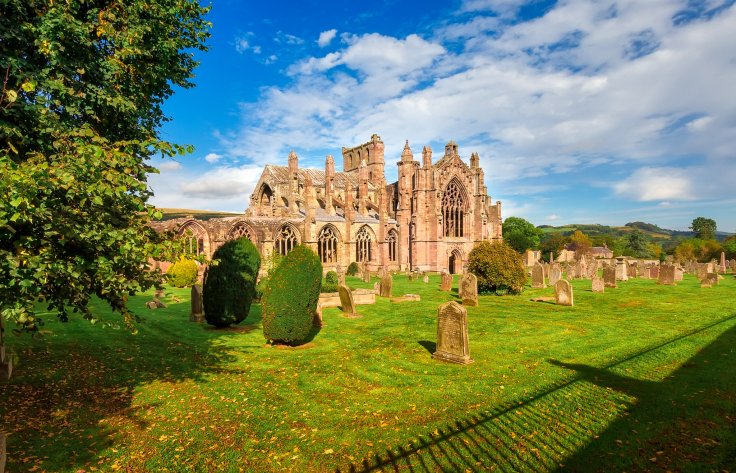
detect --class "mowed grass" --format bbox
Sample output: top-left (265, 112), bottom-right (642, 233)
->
top-left (1, 273), bottom-right (735, 472)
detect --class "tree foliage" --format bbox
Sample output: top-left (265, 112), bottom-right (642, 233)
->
top-left (166, 257), bottom-right (198, 288)
top-left (690, 217), bottom-right (717, 240)
top-left (539, 233), bottom-right (568, 262)
top-left (674, 238), bottom-right (721, 263)
top-left (0, 1), bottom-right (210, 329)
top-left (467, 241), bottom-right (526, 295)
top-left (567, 230), bottom-right (592, 259)
top-left (203, 238), bottom-right (260, 328)
top-left (502, 217), bottom-right (543, 253)
top-left (723, 236), bottom-right (736, 260)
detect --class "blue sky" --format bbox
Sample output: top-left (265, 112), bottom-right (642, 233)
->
top-left (149, 0), bottom-right (736, 232)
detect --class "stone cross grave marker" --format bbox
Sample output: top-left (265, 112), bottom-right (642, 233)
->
top-left (190, 284), bottom-right (204, 322)
top-left (380, 273), bottom-right (393, 298)
top-left (603, 266), bottom-right (617, 288)
top-left (591, 276), bottom-right (604, 293)
top-left (440, 272), bottom-right (453, 291)
top-left (555, 279), bottom-right (574, 306)
top-left (459, 273), bottom-right (478, 307)
top-left (433, 301), bottom-right (473, 365)
top-left (531, 263), bottom-right (546, 288)
top-left (338, 285), bottom-right (357, 316)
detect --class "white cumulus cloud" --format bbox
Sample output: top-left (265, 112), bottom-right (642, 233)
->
top-left (317, 29), bottom-right (337, 47)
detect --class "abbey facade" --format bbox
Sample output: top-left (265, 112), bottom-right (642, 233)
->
top-left (152, 134), bottom-right (503, 274)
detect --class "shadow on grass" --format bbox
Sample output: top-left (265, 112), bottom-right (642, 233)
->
top-left (0, 300), bottom-right (247, 472)
top-left (337, 313), bottom-right (736, 472)
top-left (418, 340), bottom-right (436, 355)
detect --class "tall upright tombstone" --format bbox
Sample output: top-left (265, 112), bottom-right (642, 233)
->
top-left (603, 266), bottom-right (617, 288)
top-left (591, 276), bottom-right (604, 293)
top-left (190, 284), bottom-right (205, 323)
top-left (720, 252), bottom-right (727, 273)
top-left (459, 273), bottom-right (478, 307)
top-left (555, 279), bottom-right (574, 306)
top-left (440, 272), bottom-right (453, 291)
top-left (531, 263), bottom-right (546, 288)
top-left (362, 264), bottom-right (371, 283)
top-left (433, 301), bottom-right (473, 365)
top-left (379, 273), bottom-right (393, 298)
top-left (658, 264), bottom-right (675, 285)
top-left (338, 285), bottom-right (357, 316)
top-left (548, 264), bottom-right (562, 286)
top-left (615, 257), bottom-right (628, 281)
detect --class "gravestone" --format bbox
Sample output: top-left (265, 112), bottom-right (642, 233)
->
top-left (658, 264), bottom-right (675, 285)
top-left (548, 265), bottom-right (562, 286)
top-left (615, 257), bottom-right (628, 281)
top-left (603, 266), bottom-right (617, 288)
top-left (674, 266), bottom-right (684, 281)
top-left (591, 276), bottom-right (604, 293)
top-left (650, 265), bottom-right (659, 279)
top-left (705, 272), bottom-right (719, 286)
top-left (640, 266), bottom-right (651, 279)
top-left (555, 279), bottom-right (574, 306)
top-left (720, 252), bottom-right (727, 273)
top-left (459, 273), bottom-right (478, 307)
top-left (379, 273), bottom-right (393, 298)
top-left (441, 272), bottom-right (453, 291)
top-left (146, 301), bottom-right (158, 310)
top-left (627, 263), bottom-right (638, 279)
top-left (433, 301), bottom-right (473, 365)
top-left (362, 265), bottom-right (371, 283)
top-left (423, 273), bottom-right (429, 283)
top-left (696, 263), bottom-right (708, 280)
top-left (338, 285), bottom-right (357, 316)
top-left (190, 284), bottom-right (204, 322)
top-left (155, 288), bottom-right (165, 299)
top-left (531, 263), bottom-right (546, 288)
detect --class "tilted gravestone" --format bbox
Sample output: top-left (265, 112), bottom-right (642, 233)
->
top-left (459, 273), bottom-right (478, 307)
top-left (338, 285), bottom-right (357, 316)
top-left (603, 266), bottom-right (617, 288)
top-left (591, 276), bottom-right (604, 293)
top-left (190, 284), bottom-right (205, 322)
top-left (555, 279), bottom-right (574, 306)
top-left (548, 265), bottom-right (562, 286)
top-left (531, 263), bottom-right (546, 288)
top-left (433, 301), bottom-right (473, 365)
top-left (440, 272), bottom-right (453, 291)
top-left (658, 264), bottom-right (675, 286)
top-left (379, 273), bottom-right (393, 298)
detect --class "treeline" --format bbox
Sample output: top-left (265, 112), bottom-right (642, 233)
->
top-left (504, 217), bottom-right (735, 263)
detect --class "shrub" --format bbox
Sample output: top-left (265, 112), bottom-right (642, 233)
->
top-left (166, 257), bottom-right (199, 287)
top-left (321, 282), bottom-right (339, 293)
top-left (203, 237), bottom-right (261, 328)
top-left (325, 271), bottom-right (338, 284)
top-left (346, 262), bottom-right (360, 276)
top-left (467, 241), bottom-right (526, 295)
top-left (262, 245), bottom-right (322, 345)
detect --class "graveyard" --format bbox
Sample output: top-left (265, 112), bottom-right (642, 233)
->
top-left (1, 272), bottom-right (734, 472)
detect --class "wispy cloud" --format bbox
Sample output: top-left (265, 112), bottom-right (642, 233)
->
top-left (317, 29), bottom-right (337, 47)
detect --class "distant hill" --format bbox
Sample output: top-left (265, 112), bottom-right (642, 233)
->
top-left (537, 222), bottom-right (733, 243)
top-left (157, 208), bottom-right (242, 221)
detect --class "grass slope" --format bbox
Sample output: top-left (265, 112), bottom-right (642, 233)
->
top-left (157, 208), bottom-right (242, 221)
top-left (1, 274), bottom-right (735, 472)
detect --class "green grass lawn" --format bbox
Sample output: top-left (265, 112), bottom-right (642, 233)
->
top-left (1, 274), bottom-right (735, 472)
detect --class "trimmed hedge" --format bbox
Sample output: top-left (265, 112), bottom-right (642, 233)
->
top-left (467, 241), bottom-right (526, 295)
top-left (325, 271), bottom-right (338, 285)
top-left (262, 245), bottom-right (322, 345)
top-left (166, 257), bottom-right (199, 287)
top-left (346, 262), bottom-right (359, 276)
top-left (203, 237), bottom-right (261, 327)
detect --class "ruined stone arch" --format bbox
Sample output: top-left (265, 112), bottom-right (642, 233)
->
top-left (177, 220), bottom-right (211, 258)
top-left (227, 221), bottom-right (257, 246)
top-left (274, 222), bottom-right (300, 256)
top-left (317, 224), bottom-right (341, 264)
top-left (354, 225), bottom-right (375, 263)
top-left (442, 177), bottom-right (469, 238)
top-left (259, 183), bottom-right (273, 207)
top-left (448, 247), bottom-right (464, 274)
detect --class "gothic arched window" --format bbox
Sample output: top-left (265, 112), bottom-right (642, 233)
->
top-left (355, 226), bottom-right (373, 262)
top-left (178, 222), bottom-right (208, 257)
top-left (318, 226), bottom-right (339, 263)
top-left (387, 229), bottom-right (398, 262)
top-left (275, 224), bottom-right (299, 256)
top-left (228, 222), bottom-right (255, 242)
top-left (442, 178), bottom-right (467, 238)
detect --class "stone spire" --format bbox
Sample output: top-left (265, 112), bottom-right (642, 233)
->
top-left (325, 155), bottom-right (335, 215)
top-left (422, 145), bottom-right (432, 168)
top-left (470, 152), bottom-right (479, 168)
top-left (401, 140), bottom-right (414, 162)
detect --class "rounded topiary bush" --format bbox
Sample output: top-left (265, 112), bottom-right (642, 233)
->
top-left (203, 237), bottom-right (261, 328)
top-left (325, 271), bottom-right (338, 284)
top-left (166, 257), bottom-right (199, 287)
top-left (467, 241), bottom-right (526, 295)
top-left (346, 262), bottom-right (359, 276)
top-left (262, 245), bottom-right (322, 345)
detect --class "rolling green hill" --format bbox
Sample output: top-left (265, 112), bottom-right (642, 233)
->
top-left (156, 208), bottom-right (242, 221)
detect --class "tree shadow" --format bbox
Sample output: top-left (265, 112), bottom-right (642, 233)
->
top-left (0, 297), bottom-right (245, 472)
top-left (418, 340), bottom-right (436, 354)
top-left (336, 314), bottom-right (736, 472)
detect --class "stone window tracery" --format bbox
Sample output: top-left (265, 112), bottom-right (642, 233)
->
top-left (178, 223), bottom-right (208, 257)
top-left (387, 229), bottom-right (398, 262)
top-left (275, 225), bottom-right (298, 256)
top-left (442, 178), bottom-right (466, 238)
top-left (228, 223), bottom-right (254, 242)
top-left (355, 226), bottom-right (372, 262)
top-left (318, 226), bottom-right (339, 264)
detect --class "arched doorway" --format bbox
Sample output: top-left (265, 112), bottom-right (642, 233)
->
top-left (448, 249), bottom-right (462, 274)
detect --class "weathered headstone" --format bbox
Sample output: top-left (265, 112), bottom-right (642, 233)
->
top-left (146, 301), bottom-right (158, 310)
top-left (440, 272), bottom-right (453, 291)
top-left (696, 263), bottom-right (708, 280)
top-left (615, 257), bottom-right (628, 281)
top-left (531, 263), bottom-right (546, 288)
top-left (555, 279), bottom-right (574, 306)
top-left (650, 265), bottom-right (659, 279)
top-left (705, 272), bottom-right (719, 286)
top-left (379, 273), bottom-right (393, 298)
top-left (338, 285), bottom-right (357, 316)
top-left (640, 266), bottom-right (651, 279)
top-left (674, 266), bottom-right (684, 281)
top-left (362, 265), bottom-right (371, 283)
top-left (658, 264), bottom-right (675, 285)
top-left (459, 273), bottom-right (478, 307)
top-left (548, 265), bottom-right (562, 286)
top-left (433, 301), bottom-right (473, 365)
top-left (627, 263), bottom-right (638, 279)
top-left (190, 284), bottom-right (204, 322)
top-left (603, 266), bottom-right (617, 288)
top-left (423, 273), bottom-right (429, 284)
top-left (337, 269), bottom-right (346, 286)
top-left (720, 252), bottom-right (727, 273)
top-left (591, 276), bottom-right (604, 293)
